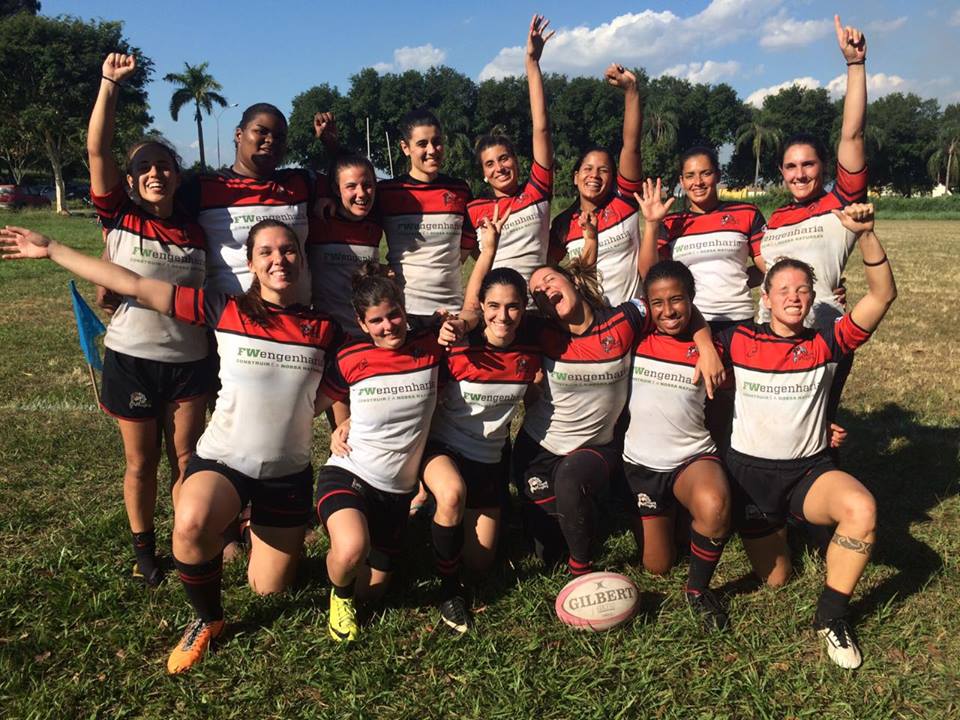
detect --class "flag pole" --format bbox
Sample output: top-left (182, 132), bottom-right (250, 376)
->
top-left (87, 364), bottom-right (100, 406)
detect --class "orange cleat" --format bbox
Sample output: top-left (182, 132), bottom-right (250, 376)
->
top-left (166, 618), bottom-right (224, 674)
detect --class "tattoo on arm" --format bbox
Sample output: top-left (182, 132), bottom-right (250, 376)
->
top-left (831, 533), bottom-right (873, 555)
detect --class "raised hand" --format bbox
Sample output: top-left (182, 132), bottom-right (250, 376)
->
top-left (577, 209), bottom-right (597, 241)
top-left (477, 202), bottom-right (512, 254)
top-left (604, 62), bottom-right (637, 92)
top-left (0, 225), bottom-right (53, 260)
top-left (437, 309), bottom-right (467, 347)
top-left (832, 202), bottom-right (875, 235)
top-left (527, 14), bottom-right (555, 62)
top-left (102, 52), bottom-right (136, 83)
top-left (635, 178), bottom-right (675, 223)
top-left (835, 15), bottom-right (866, 63)
top-left (314, 111), bottom-right (338, 144)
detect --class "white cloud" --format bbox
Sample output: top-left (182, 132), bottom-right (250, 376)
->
top-left (759, 14), bottom-right (832, 49)
top-left (660, 60), bottom-right (742, 84)
top-left (478, 0), bottom-right (779, 81)
top-left (865, 17), bottom-right (907, 34)
top-left (825, 72), bottom-right (909, 99)
top-left (370, 44), bottom-right (446, 74)
top-left (746, 76), bottom-right (821, 107)
top-left (188, 140), bottom-right (200, 149)
top-left (951, 9), bottom-right (960, 27)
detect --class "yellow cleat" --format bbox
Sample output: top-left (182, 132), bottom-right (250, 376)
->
top-left (328, 591), bottom-right (358, 642)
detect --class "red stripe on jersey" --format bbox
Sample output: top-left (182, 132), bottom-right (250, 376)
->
top-left (173, 286), bottom-right (206, 325)
top-left (550, 174), bottom-right (640, 248)
top-left (661, 202), bottom-right (765, 259)
top-left (445, 341), bottom-right (542, 385)
top-left (724, 318), bottom-right (869, 373)
top-left (194, 169), bottom-right (312, 209)
top-left (766, 163), bottom-right (868, 230)
top-left (538, 304), bottom-right (650, 363)
top-left (377, 174), bottom-right (472, 215)
top-left (466, 162), bottom-right (553, 227)
top-left (93, 185), bottom-right (205, 249)
top-left (307, 215), bottom-right (382, 247)
top-left (634, 333), bottom-right (723, 367)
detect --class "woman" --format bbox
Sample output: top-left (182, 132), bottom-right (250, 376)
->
top-left (718, 203), bottom-right (896, 669)
top-left (314, 263), bottom-right (454, 643)
top-left (89, 53), bottom-right (208, 587)
top-left (307, 153), bottom-right (382, 336)
top-left (514, 222), bottom-right (724, 576)
top-left (467, 14), bottom-right (553, 291)
top-left (378, 108), bottom-right (474, 323)
top-left (548, 62), bottom-right (643, 306)
top-left (1, 219), bottom-right (344, 674)
top-left (622, 260), bottom-right (731, 630)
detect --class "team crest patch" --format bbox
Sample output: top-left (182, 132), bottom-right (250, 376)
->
top-left (516, 357), bottom-right (528, 376)
top-left (791, 345), bottom-right (809, 363)
top-left (356, 358), bottom-right (369, 373)
top-left (300, 320), bottom-right (317, 337)
top-left (636, 493), bottom-right (657, 510)
top-left (442, 191), bottom-right (456, 206)
top-left (600, 335), bottom-right (619, 353)
top-left (129, 392), bottom-right (150, 409)
top-left (721, 214), bottom-right (734, 225)
top-left (527, 476), bottom-right (549, 494)
top-left (351, 479), bottom-right (363, 492)
top-left (686, 345), bottom-right (699, 359)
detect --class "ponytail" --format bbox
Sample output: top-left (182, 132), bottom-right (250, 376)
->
top-left (351, 261), bottom-right (404, 318)
top-left (564, 258), bottom-right (607, 310)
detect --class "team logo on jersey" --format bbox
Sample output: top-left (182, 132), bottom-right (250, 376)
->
top-left (527, 476), bottom-right (549, 494)
top-left (128, 392), bottom-right (150, 409)
top-left (516, 357), bottom-right (528, 376)
top-left (721, 214), bottom-right (734, 225)
top-left (600, 335), bottom-right (620, 353)
top-left (299, 320), bottom-right (318, 337)
top-left (636, 493), bottom-right (658, 510)
top-left (442, 191), bottom-right (456, 206)
top-left (351, 479), bottom-right (363, 492)
top-left (600, 206), bottom-right (613, 221)
top-left (412, 345), bottom-right (425, 358)
top-left (516, 192), bottom-right (527, 204)
top-left (791, 345), bottom-right (809, 364)
top-left (356, 358), bottom-right (369, 373)
top-left (686, 345), bottom-right (700, 359)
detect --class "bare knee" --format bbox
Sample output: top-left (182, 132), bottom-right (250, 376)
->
top-left (836, 491), bottom-right (876, 537)
top-left (173, 510), bottom-right (212, 549)
top-left (643, 558), bottom-right (673, 577)
top-left (432, 483), bottom-right (465, 519)
top-left (123, 454), bottom-right (160, 484)
top-left (328, 537), bottom-right (367, 572)
top-left (689, 491), bottom-right (730, 536)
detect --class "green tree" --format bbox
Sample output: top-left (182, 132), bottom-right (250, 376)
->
top-left (163, 62), bottom-right (227, 170)
top-left (0, 14), bottom-right (152, 211)
top-left (869, 93), bottom-right (939, 195)
top-left (0, 0), bottom-right (40, 16)
top-left (735, 115), bottom-right (782, 187)
top-left (927, 104), bottom-right (960, 193)
top-left (288, 83), bottom-right (352, 170)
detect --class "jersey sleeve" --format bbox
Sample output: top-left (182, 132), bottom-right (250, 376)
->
top-left (828, 314), bottom-right (872, 357)
top-left (171, 286), bottom-right (228, 327)
top-left (658, 216), bottom-right (677, 260)
top-left (529, 161), bottom-right (553, 199)
top-left (834, 162), bottom-right (868, 203)
top-left (616, 174), bottom-right (643, 207)
top-left (319, 351), bottom-right (350, 402)
top-left (748, 207), bottom-right (766, 259)
top-left (548, 209), bottom-right (573, 263)
top-left (175, 174), bottom-right (202, 220)
top-left (90, 183), bottom-right (130, 226)
top-left (460, 201), bottom-right (477, 252)
top-left (624, 298), bottom-right (654, 337)
top-left (713, 324), bottom-right (738, 367)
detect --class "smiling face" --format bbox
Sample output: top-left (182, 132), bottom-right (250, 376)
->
top-left (126, 143), bottom-right (179, 214)
top-left (235, 112), bottom-right (287, 176)
top-left (335, 164), bottom-right (375, 220)
top-left (529, 267), bottom-right (582, 322)
top-left (680, 153), bottom-right (719, 212)
top-left (646, 277), bottom-right (692, 336)
top-left (780, 143), bottom-right (824, 203)
top-left (480, 144), bottom-right (519, 196)
top-left (400, 124), bottom-right (444, 181)
top-left (358, 299), bottom-right (408, 349)
top-left (762, 266), bottom-right (815, 332)
top-left (482, 282), bottom-right (524, 346)
top-left (573, 150), bottom-right (614, 205)
top-left (247, 225), bottom-right (300, 302)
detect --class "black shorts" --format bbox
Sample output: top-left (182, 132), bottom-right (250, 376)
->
top-left (314, 467), bottom-right (416, 572)
top-left (422, 440), bottom-right (510, 509)
top-left (726, 448), bottom-right (836, 537)
top-left (512, 429), bottom-right (620, 510)
top-left (184, 455), bottom-right (313, 528)
top-left (100, 348), bottom-right (210, 421)
top-left (624, 454), bottom-right (722, 518)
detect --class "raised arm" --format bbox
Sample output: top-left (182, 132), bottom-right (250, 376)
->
top-left (454, 204), bottom-right (512, 340)
top-left (526, 14), bottom-right (554, 170)
top-left (88, 54), bottom-right (138, 195)
top-left (833, 204), bottom-right (896, 332)
top-left (605, 63), bottom-right (643, 181)
top-left (635, 178), bottom-right (675, 280)
top-left (1, 226), bottom-right (174, 315)
top-left (835, 15), bottom-right (867, 173)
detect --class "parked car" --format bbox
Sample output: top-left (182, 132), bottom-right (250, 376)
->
top-left (0, 184), bottom-right (52, 210)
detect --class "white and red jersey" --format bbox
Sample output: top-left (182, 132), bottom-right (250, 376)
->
top-left (624, 333), bottom-right (719, 470)
top-left (717, 317), bottom-right (871, 460)
top-left (320, 329), bottom-right (442, 494)
top-left (378, 174), bottom-right (475, 316)
top-left (430, 325), bottom-right (542, 464)
top-left (759, 163), bottom-right (868, 331)
top-left (549, 174), bottom-right (644, 306)
top-left (522, 301), bottom-right (652, 455)
top-left (660, 202), bottom-right (765, 322)
top-left (467, 162), bottom-right (552, 287)
top-left (178, 169), bottom-right (324, 299)
top-left (306, 214), bottom-right (382, 336)
top-left (93, 183), bottom-right (207, 363)
top-left (172, 287), bottom-right (342, 478)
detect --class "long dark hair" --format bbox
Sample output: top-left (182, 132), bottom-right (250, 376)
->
top-left (237, 219), bottom-right (300, 325)
top-left (351, 261), bottom-right (405, 319)
top-left (479, 267), bottom-right (528, 307)
top-left (643, 260), bottom-right (696, 300)
top-left (531, 259), bottom-right (607, 312)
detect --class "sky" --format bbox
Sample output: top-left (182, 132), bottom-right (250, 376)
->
top-left (44, 0), bottom-right (960, 167)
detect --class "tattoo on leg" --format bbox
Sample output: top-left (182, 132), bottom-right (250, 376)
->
top-left (831, 533), bottom-right (873, 555)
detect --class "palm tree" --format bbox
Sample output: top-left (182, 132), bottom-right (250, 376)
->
top-left (164, 62), bottom-right (228, 169)
top-left (643, 108), bottom-right (679, 149)
top-left (928, 127), bottom-right (960, 193)
top-left (736, 119), bottom-right (783, 188)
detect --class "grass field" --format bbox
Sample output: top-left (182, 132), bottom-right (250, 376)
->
top-left (1, 211), bottom-right (958, 719)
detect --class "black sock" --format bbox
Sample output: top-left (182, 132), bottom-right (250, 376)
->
top-left (332, 582), bottom-right (354, 599)
top-left (686, 530), bottom-right (729, 594)
top-left (431, 521), bottom-right (463, 596)
top-left (816, 584), bottom-right (851, 622)
top-left (174, 554), bottom-right (224, 623)
top-left (131, 529), bottom-right (161, 581)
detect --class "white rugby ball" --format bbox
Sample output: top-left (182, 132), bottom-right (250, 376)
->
top-left (555, 571), bottom-right (639, 631)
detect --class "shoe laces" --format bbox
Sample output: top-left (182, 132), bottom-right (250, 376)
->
top-left (822, 617), bottom-right (856, 648)
top-left (180, 618), bottom-right (207, 650)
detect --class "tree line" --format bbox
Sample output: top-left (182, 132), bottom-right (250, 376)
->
top-left (2, 8), bottom-right (958, 214)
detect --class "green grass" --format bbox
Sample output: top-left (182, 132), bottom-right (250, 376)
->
top-left (1, 212), bottom-right (959, 718)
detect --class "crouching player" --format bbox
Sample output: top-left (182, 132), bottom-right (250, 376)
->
top-left (719, 204), bottom-right (895, 669)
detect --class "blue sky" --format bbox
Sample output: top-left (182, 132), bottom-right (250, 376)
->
top-left (46, 0), bottom-right (960, 167)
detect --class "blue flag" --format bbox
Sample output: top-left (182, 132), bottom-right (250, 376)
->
top-left (69, 281), bottom-right (106, 371)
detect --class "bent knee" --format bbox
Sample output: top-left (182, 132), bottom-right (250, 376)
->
top-left (836, 491), bottom-right (877, 534)
top-left (690, 492), bottom-right (730, 531)
top-left (328, 540), bottom-right (368, 570)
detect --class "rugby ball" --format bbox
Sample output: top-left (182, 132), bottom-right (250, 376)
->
top-left (555, 571), bottom-right (639, 631)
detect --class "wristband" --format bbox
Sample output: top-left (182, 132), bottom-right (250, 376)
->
top-left (862, 254), bottom-right (887, 267)
top-left (101, 75), bottom-right (121, 85)
top-left (846, 60), bottom-right (865, 66)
